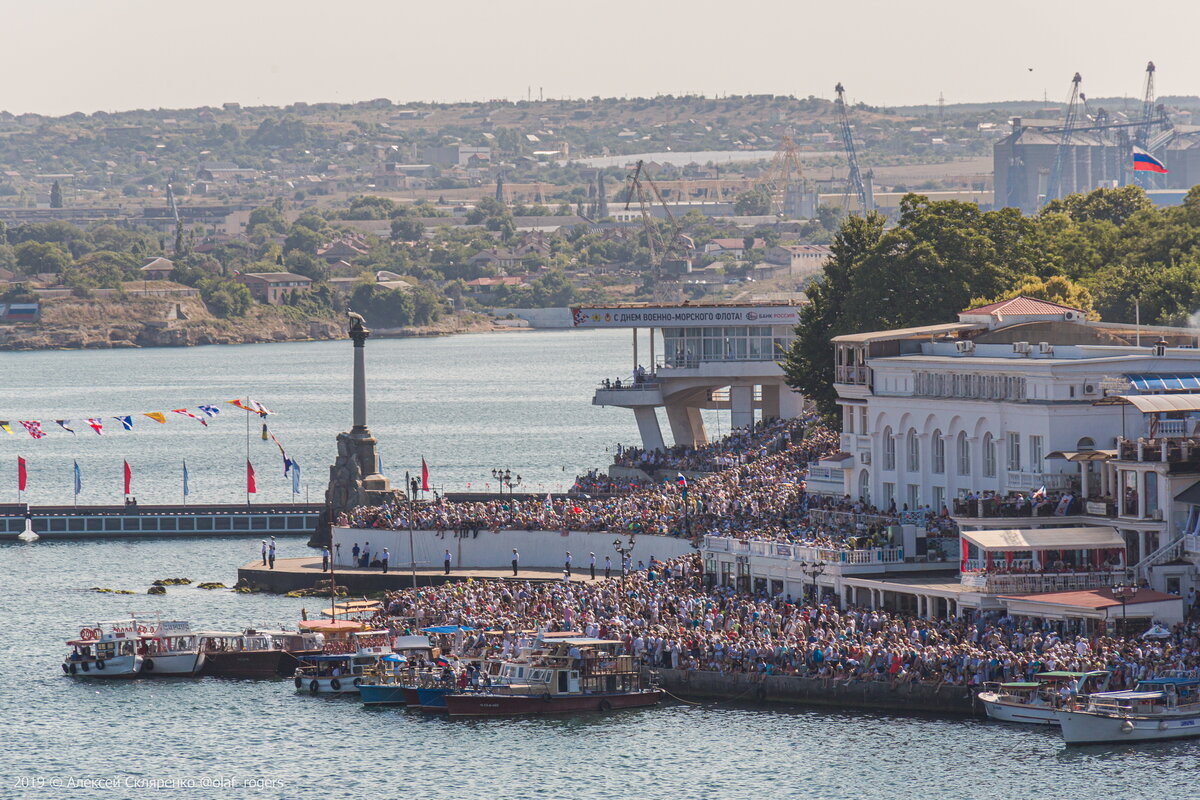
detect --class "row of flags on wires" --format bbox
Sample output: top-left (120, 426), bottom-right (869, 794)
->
top-left (2, 398), bottom-right (273, 439)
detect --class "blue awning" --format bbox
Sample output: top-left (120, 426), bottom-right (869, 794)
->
top-left (421, 625), bottom-right (475, 633)
top-left (1126, 373), bottom-right (1200, 392)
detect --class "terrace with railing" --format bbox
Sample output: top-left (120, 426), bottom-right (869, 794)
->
top-left (704, 535), bottom-right (905, 566)
top-left (959, 568), bottom-right (1126, 594)
top-left (1117, 435), bottom-right (1200, 466)
top-left (952, 494), bottom-right (1116, 520)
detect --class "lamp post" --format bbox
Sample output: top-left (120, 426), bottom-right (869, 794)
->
top-left (614, 536), bottom-right (635, 583)
top-left (1112, 580), bottom-right (1139, 636)
top-left (491, 468), bottom-right (522, 496)
top-left (797, 560), bottom-right (827, 605)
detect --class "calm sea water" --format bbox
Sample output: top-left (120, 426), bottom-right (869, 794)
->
top-left (1, 333), bottom-right (1195, 799)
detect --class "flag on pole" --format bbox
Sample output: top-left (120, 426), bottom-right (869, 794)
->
top-left (56, 420), bottom-right (76, 434)
top-left (421, 457), bottom-right (430, 491)
top-left (123, 460), bottom-right (131, 495)
top-left (1133, 146), bottom-right (1168, 174)
top-left (182, 460), bottom-right (190, 497)
top-left (18, 456), bottom-right (27, 492)
top-left (143, 412), bottom-right (166, 424)
top-left (115, 415), bottom-right (133, 431)
top-left (291, 460), bottom-right (301, 494)
top-left (86, 418), bottom-right (104, 435)
top-left (20, 421), bottom-right (44, 439)
top-left (247, 460), bottom-right (257, 494)
top-left (73, 460), bottom-right (81, 495)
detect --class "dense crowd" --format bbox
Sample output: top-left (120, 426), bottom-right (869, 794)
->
top-left (374, 553), bottom-right (1198, 689)
top-left (611, 416), bottom-right (803, 475)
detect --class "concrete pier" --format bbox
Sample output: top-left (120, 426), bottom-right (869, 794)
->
top-left (238, 557), bottom-right (570, 593)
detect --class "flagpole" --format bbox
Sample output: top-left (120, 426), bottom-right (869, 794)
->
top-left (245, 407), bottom-right (250, 507)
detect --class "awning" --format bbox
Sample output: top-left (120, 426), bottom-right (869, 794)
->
top-left (1045, 450), bottom-right (1117, 462)
top-left (961, 526), bottom-right (1124, 552)
top-left (1126, 374), bottom-right (1200, 392)
top-left (1175, 481), bottom-right (1200, 505)
top-left (1106, 394), bottom-right (1200, 413)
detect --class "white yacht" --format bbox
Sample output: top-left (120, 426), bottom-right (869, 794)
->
top-left (1056, 677), bottom-right (1200, 744)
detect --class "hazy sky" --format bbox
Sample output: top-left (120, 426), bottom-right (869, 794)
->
top-left (5, 0), bottom-right (1198, 116)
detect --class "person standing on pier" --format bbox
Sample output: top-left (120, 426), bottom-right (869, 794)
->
top-left (444, 549), bottom-right (452, 576)
top-left (589, 552), bottom-right (596, 581)
top-left (362, 542), bottom-right (371, 568)
top-left (322, 546), bottom-right (330, 572)
top-left (511, 548), bottom-right (519, 577)
top-left (352, 542), bottom-right (360, 566)
top-left (261, 540), bottom-right (268, 566)
top-left (381, 548), bottom-right (390, 574)
top-left (564, 551), bottom-right (572, 577)
top-left (268, 538), bottom-right (276, 569)
top-left (604, 556), bottom-right (611, 579)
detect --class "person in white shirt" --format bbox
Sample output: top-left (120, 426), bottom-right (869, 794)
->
top-left (511, 549), bottom-right (519, 577)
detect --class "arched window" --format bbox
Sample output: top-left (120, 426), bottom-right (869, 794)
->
top-left (1077, 436), bottom-right (1095, 452)
top-left (932, 429), bottom-right (945, 474)
top-left (883, 426), bottom-right (895, 470)
top-left (957, 431), bottom-right (971, 476)
top-left (906, 428), bottom-right (920, 472)
top-left (983, 433), bottom-right (996, 478)
top-left (858, 469), bottom-right (870, 504)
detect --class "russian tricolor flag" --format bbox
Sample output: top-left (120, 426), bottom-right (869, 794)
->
top-left (1133, 147), bottom-right (1168, 174)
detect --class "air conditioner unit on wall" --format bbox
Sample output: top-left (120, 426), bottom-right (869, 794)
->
top-left (955, 340), bottom-right (975, 354)
top-left (860, 452), bottom-right (871, 465)
top-left (1038, 342), bottom-right (1053, 355)
top-left (1012, 341), bottom-right (1031, 355)
top-left (1083, 384), bottom-right (1098, 396)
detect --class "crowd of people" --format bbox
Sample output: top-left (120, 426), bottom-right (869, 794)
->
top-left (611, 416), bottom-right (804, 475)
top-left (369, 553), bottom-right (1198, 690)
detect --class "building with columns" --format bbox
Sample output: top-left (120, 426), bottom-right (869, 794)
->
top-left (578, 303), bottom-right (808, 451)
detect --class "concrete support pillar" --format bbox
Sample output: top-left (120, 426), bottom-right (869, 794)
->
top-left (1137, 470), bottom-right (1147, 518)
top-left (730, 385), bottom-right (754, 430)
top-left (761, 384), bottom-right (781, 421)
top-left (1080, 463), bottom-right (1089, 500)
top-left (1137, 530), bottom-right (1148, 564)
top-left (632, 328), bottom-right (638, 373)
top-left (666, 403), bottom-right (708, 448)
top-left (649, 328), bottom-right (656, 374)
top-left (633, 407), bottom-right (665, 453)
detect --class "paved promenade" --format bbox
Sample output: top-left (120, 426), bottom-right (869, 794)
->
top-left (239, 557), bottom-right (585, 592)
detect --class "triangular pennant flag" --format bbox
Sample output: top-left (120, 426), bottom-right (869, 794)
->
top-left (56, 420), bottom-right (76, 434)
top-left (144, 412), bottom-right (166, 424)
top-left (114, 415), bottom-right (133, 431)
top-left (86, 418), bottom-right (104, 435)
top-left (20, 421), bottom-right (44, 440)
top-left (227, 399), bottom-right (253, 412)
top-left (172, 409), bottom-right (208, 427)
top-left (246, 460), bottom-right (257, 494)
top-left (0, 421), bottom-right (12, 435)
top-left (197, 404), bottom-right (221, 417)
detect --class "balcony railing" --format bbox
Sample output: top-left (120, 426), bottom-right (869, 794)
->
top-left (705, 535), bottom-right (904, 565)
top-left (1117, 436), bottom-right (1200, 464)
top-left (952, 496), bottom-right (1116, 519)
top-left (1005, 471), bottom-right (1077, 492)
top-left (959, 569), bottom-right (1125, 595)
top-left (835, 365), bottom-right (870, 385)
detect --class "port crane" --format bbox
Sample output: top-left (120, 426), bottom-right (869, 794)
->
top-left (1046, 72), bottom-right (1082, 202)
top-left (623, 160), bottom-right (690, 302)
top-left (834, 82), bottom-right (873, 214)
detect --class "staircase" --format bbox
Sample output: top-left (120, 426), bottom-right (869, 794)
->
top-left (1136, 530), bottom-right (1189, 581)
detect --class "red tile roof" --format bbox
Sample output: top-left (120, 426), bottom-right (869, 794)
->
top-left (964, 295), bottom-right (1082, 316)
top-left (999, 587), bottom-right (1180, 609)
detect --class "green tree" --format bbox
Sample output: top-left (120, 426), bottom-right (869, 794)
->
top-left (733, 189), bottom-right (771, 216)
top-left (248, 205), bottom-right (288, 235)
top-left (972, 274), bottom-right (1098, 319)
top-left (390, 216), bottom-right (425, 241)
top-left (14, 241), bottom-right (71, 275)
top-left (49, 181), bottom-right (63, 209)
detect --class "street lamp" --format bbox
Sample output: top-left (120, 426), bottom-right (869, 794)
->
top-left (1112, 580), bottom-right (1139, 635)
top-left (491, 468), bottom-right (522, 496)
top-left (797, 560), bottom-right (827, 604)
top-left (614, 536), bottom-right (635, 581)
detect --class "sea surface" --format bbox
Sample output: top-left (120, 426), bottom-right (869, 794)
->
top-left (1, 332), bottom-right (1196, 799)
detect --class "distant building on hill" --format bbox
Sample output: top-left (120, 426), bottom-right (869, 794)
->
top-left (237, 272), bottom-right (313, 305)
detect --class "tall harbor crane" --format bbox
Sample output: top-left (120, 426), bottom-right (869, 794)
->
top-left (759, 132), bottom-right (811, 217)
top-left (1046, 73), bottom-right (1082, 202)
top-left (834, 82), bottom-right (873, 214)
top-left (623, 160), bottom-right (690, 302)
top-left (1136, 61), bottom-right (1156, 148)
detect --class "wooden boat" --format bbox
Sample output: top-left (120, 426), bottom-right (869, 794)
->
top-left (197, 630), bottom-right (286, 677)
top-left (443, 637), bottom-right (660, 717)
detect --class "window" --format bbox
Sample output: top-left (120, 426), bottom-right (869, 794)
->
top-left (882, 482), bottom-right (895, 509)
top-left (957, 431), bottom-right (971, 476)
top-left (906, 429), bottom-right (920, 472)
top-left (858, 469), bottom-right (870, 504)
top-left (984, 433), bottom-right (996, 478)
top-left (907, 484), bottom-right (921, 511)
top-left (933, 486), bottom-right (946, 513)
top-left (1007, 433), bottom-right (1021, 471)
top-left (883, 427), bottom-right (895, 470)
top-left (1029, 435), bottom-right (1044, 473)
top-left (932, 430), bottom-right (945, 474)
top-left (845, 406), bottom-right (855, 434)
top-left (859, 407), bottom-right (868, 434)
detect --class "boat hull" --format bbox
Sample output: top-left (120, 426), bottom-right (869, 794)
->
top-left (415, 687), bottom-right (451, 711)
top-left (63, 654), bottom-right (141, 678)
top-left (978, 692), bottom-right (1060, 725)
top-left (445, 690), bottom-right (662, 717)
top-left (141, 652), bottom-right (202, 677)
top-left (201, 650), bottom-right (285, 678)
top-left (1058, 708), bottom-right (1200, 744)
top-left (358, 684), bottom-right (408, 706)
top-left (294, 674), bottom-right (363, 695)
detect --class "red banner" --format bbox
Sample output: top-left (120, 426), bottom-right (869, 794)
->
top-left (123, 460), bottom-right (131, 495)
top-left (421, 457), bottom-right (430, 491)
top-left (18, 456), bottom-right (26, 492)
top-left (247, 460), bottom-right (257, 494)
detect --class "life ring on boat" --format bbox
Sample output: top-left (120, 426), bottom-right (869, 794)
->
top-left (294, 676), bottom-right (303, 689)
top-left (755, 686), bottom-right (767, 701)
top-left (330, 678), bottom-right (342, 691)
top-left (1159, 720), bottom-right (1170, 731)
top-left (80, 661), bottom-right (89, 672)
top-left (142, 659), bottom-right (155, 673)
top-left (1120, 720), bottom-right (1135, 734)
top-left (598, 699), bottom-right (612, 712)
top-left (541, 693), bottom-right (552, 702)
top-left (309, 680), bottom-right (320, 695)
top-left (69, 663), bottom-right (77, 675)
top-left (61, 663), bottom-right (69, 674)
top-left (95, 660), bottom-right (106, 671)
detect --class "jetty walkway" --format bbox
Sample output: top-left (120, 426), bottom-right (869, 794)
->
top-left (239, 557), bottom-right (574, 592)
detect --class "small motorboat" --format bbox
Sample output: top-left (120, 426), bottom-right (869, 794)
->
top-left (978, 670), bottom-right (1109, 725)
top-left (197, 630), bottom-right (287, 678)
top-left (63, 620), bottom-right (142, 678)
top-left (294, 629), bottom-right (393, 695)
top-left (1056, 677), bottom-right (1200, 744)
top-left (357, 635), bottom-right (437, 706)
top-left (136, 618), bottom-right (203, 677)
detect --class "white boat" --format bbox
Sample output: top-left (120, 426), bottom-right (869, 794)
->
top-left (63, 620), bottom-right (143, 678)
top-left (978, 670), bottom-right (1109, 725)
top-left (136, 618), bottom-right (203, 677)
top-left (1056, 677), bottom-right (1200, 744)
top-left (294, 629), bottom-right (393, 695)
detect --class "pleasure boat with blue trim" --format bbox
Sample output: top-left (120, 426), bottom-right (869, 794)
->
top-left (1056, 677), bottom-right (1200, 744)
top-left (978, 670), bottom-right (1110, 725)
top-left (294, 629), bottom-right (393, 695)
top-left (357, 635), bottom-right (437, 706)
top-left (63, 620), bottom-right (142, 677)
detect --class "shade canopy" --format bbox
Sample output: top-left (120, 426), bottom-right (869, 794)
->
top-left (1107, 393), bottom-right (1200, 413)
top-left (961, 526), bottom-right (1124, 552)
top-left (1045, 450), bottom-right (1117, 462)
top-left (1126, 374), bottom-right (1200, 392)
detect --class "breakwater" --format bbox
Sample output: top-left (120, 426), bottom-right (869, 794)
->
top-left (653, 668), bottom-right (980, 716)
